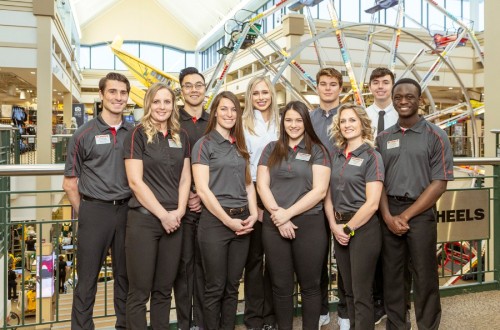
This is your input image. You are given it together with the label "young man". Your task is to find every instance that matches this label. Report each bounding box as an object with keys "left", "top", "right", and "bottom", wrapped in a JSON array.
[
  {"left": 309, "top": 67, "right": 349, "bottom": 329},
  {"left": 173, "top": 67, "right": 208, "bottom": 330},
  {"left": 366, "top": 67, "right": 399, "bottom": 136},
  {"left": 366, "top": 67, "right": 398, "bottom": 325},
  {"left": 63, "top": 72, "right": 132, "bottom": 330},
  {"left": 376, "top": 78, "right": 454, "bottom": 330}
]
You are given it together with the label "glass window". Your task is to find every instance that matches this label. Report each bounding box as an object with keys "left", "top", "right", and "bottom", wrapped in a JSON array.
[
  {"left": 403, "top": 0, "right": 423, "bottom": 29},
  {"left": 478, "top": 0, "right": 484, "bottom": 31},
  {"left": 139, "top": 43, "right": 163, "bottom": 70},
  {"left": 340, "top": 0, "right": 359, "bottom": 23},
  {"left": 444, "top": 0, "right": 463, "bottom": 31},
  {"left": 79, "top": 46, "right": 90, "bottom": 69},
  {"left": 115, "top": 43, "right": 139, "bottom": 71},
  {"left": 164, "top": 47, "right": 184, "bottom": 72},
  {"left": 186, "top": 52, "right": 195, "bottom": 68},
  {"left": 90, "top": 44, "right": 115, "bottom": 70},
  {"left": 427, "top": 0, "right": 446, "bottom": 30},
  {"left": 317, "top": 0, "right": 330, "bottom": 20}
]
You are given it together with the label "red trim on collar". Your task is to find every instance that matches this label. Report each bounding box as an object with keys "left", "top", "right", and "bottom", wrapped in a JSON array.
[{"left": 192, "top": 117, "right": 198, "bottom": 124}]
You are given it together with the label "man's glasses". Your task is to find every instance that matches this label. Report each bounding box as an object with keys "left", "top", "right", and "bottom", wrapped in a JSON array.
[{"left": 182, "top": 83, "right": 205, "bottom": 91}]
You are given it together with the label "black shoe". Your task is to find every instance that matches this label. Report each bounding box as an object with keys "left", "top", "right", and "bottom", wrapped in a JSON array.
[{"left": 374, "top": 301, "right": 387, "bottom": 325}]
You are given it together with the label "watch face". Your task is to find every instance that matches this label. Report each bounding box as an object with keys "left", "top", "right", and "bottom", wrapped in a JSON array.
[{"left": 343, "top": 225, "right": 351, "bottom": 235}]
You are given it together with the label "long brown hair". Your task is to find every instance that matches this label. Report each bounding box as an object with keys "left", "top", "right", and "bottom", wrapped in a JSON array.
[
  {"left": 141, "top": 82, "right": 181, "bottom": 145},
  {"left": 267, "top": 101, "right": 327, "bottom": 168},
  {"left": 205, "top": 91, "right": 251, "bottom": 184}
]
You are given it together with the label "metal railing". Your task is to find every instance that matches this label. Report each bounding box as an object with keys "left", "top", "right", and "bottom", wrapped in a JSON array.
[{"left": 1, "top": 159, "right": 500, "bottom": 329}]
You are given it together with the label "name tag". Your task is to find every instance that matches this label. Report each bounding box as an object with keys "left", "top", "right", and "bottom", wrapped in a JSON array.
[
  {"left": 95, "top": 135, "right": 111, "bottom": 145},
  {"left": 168, "top": 139, "right": 182, "bottom": 148},
  {"left": 296, "top": 152, "right": 311, "bottom": 161},
  {"left": 387, "top": 139, "right": 400, "bottom": 149},
  {"left": 348, "top": 157, "right": 364, "bottom": 166}
]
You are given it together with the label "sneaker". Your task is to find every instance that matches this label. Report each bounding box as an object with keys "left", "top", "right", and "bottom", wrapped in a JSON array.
[
  {"left": 374, "top": 302, "right": 387, "bottom": 325},
  {"left": 262, "top": 324, "right": 277, "bottom": 330},
  {"left": 338, "top": 317, "right": 350, "bottom": 330},
  {"left": 319, "top": 313, "right": 330, "bottom": 326}
]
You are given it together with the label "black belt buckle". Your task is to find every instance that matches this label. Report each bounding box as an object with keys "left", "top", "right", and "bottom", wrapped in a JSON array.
[
  {"left": 82, "top": 194, "right": 129, "bottom": 205},
  {"left": 225, "top": 206, "right": 247, "bottom": 216},
  {"left": 334, "top": 211, "right": 355, "bottom": 222}
]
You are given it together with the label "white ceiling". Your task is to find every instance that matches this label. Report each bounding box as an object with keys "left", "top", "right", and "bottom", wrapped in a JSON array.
[{"left": 70, "top": 0, "right": 245, "bottom": 40}]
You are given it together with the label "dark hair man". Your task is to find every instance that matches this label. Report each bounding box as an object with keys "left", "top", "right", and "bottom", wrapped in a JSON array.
[
  {"left": 310, "top": 67, "right": 348, "bottom": 329},
  {"left": 366, "top": 67, "right": 398, "bottom": 136},
  {"left": 173, "top": 67, "right": 208, "bottom": 330},
  {"left": 63, "top": 72, "right": 132, "bottom": 330},
  {"left": 376, "top": 78, "right": 454, "bottom": 330}
]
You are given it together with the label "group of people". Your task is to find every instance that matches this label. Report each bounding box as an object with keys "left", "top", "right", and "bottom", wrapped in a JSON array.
[{"left": 63, "top": 65, "right": 453, "bottom": 330}]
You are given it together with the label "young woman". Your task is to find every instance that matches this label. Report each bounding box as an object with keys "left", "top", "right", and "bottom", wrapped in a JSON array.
[
  {"left": 124, "top": 82, "right": 191, "bottom": 329},
  {"left": 257, "top": 101, "right": 331, "bottom": 330},
  {"left": 324, "top": 103, "right": 384, "bottom": 329},
  {"left": 192, "top": 91, "right": 258, "bottom": 330},
  {"left": 242, "top": 76, "right": 279, "bottom": 330}
]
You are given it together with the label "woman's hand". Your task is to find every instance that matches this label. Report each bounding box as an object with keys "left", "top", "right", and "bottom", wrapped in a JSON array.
[
  {"left": 270, "top": 207, "right": 292, "bottom": 227},
  {"left": 224, "top": 218, "right": 246, "bottom": 233},
  {"left": 278, "top": 221, "right": 298, "bottom": 239},
  {"left": 170, "top": 208, "right": 186, "bottom": 223},
  {"left": 159, "top": 212, "right": 181, "bottom": 234},
  {"left": 331, "top": 223, "right": 350, "bottom": 246},
  {"left": 237, "top": 214, "right": 258, "bottom": 235}
]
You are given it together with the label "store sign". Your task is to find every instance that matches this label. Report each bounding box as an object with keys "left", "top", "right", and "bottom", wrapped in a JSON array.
[{"left": 436, "top": 189, "right": 489, "bottom": 242}]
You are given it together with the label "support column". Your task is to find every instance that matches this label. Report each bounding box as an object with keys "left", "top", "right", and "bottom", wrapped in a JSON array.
[
  {"left": 483, "top": 0, "right": 500, "bottom": 284},
  {"left": 283, "top": 14, "right": 305, "bottom": 104},
  {"left": 63, "top": 92, "right": 72, "bottom": 128},
  {"left": 33, "top": 0, "right": 55, "bottom": 327}
]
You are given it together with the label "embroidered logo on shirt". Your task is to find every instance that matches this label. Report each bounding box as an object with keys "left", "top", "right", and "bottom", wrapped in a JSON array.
[
  {"left": 387, "top": 139, "right": 400, "bottom": 149},
  {"left": 295, "top": 152, "right": 311, "bottom": 161},
  {"left": 348, "top": 157, "right": 364, "bottom": 166},
  {"left": 168, "top": 139, "right": 182, "bottom": 148},
  {"left": 95, "top": 135, "right": 111, "bottom": 145}
]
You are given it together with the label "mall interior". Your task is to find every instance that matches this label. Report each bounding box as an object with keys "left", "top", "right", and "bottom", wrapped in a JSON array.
[{"left": 1, "top": 0, "right": 500, "bottom": 329}]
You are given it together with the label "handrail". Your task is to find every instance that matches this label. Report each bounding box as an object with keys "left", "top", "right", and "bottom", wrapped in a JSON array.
[{"left": 0, "top": 158, "right": 499, "bottom": 176}]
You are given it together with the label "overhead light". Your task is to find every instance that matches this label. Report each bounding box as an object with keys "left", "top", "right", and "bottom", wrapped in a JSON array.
[
  {"left": 30, "top": 71, "right": 36, "bottom": 74},
  {"left": 448, "top": 87, "right": 453, "bottom": 90},
  {"left": 20, "top": 91, "right": 26, "bottom": 100}
]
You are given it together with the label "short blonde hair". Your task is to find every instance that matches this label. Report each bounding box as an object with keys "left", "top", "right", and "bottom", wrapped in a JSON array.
[{"left": 329, "top": 103, "right": 374, "bottom": 149}]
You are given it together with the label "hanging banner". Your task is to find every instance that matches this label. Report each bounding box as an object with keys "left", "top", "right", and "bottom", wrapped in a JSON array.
[
  {"left": 436, "top": 189, "right": 489, "bottom": 242},
  {"left": 72, "top": 103, "right": 85, "bottom": 128}
]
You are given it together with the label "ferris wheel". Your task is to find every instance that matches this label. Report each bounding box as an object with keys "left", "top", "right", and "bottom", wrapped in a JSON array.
[{"left": 205, "top": 0, "right": 484, "bottom": 159}]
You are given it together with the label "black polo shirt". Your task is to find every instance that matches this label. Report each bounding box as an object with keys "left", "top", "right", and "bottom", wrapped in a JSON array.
[
  {"left": 376, "top": 117, "right": 454, "bottom": 200},
  {"left": 179, "top": 106, "right": 209, "bottom": 152},
  {"left": 192, "top": 130, "right": 248, "bottom": 208},
  {"left": 259, "top": 139, "right": 330, "bottom": 214},
  {"left": 64, "top": 115, "right": 132, "bottom": 200},
  {"left": 330, "top": 143, "right": 384, "bottom": 213},
  {"left": 123, "top": 125, "right": 190, "bottom": 209},
  {"left": 310, "top": 105, "right": 340, "bottom": 155}
]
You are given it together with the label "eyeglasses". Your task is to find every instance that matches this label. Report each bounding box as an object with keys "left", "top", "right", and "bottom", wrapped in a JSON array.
[{"left": 182, "top": 83, "right": 205, "bottom": 91}]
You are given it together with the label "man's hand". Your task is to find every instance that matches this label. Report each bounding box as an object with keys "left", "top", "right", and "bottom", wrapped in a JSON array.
[{"left": 188, "top": 191, "right": 202, "bottom": 213}]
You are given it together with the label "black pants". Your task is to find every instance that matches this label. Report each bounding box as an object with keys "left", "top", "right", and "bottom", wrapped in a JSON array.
[
  {"left": 174, "top": 209, "right": 205, "bottom": 329},
  {"left": 71, "top": 199, "right": 129, "bottom": 330},
  {"left": 263, "top": 212, "right": 327, "bottom": 330},
  {"left": 320, "top": 218, "right": 331, "bottom": 316},
  {"left": 8, "top": 282, "right": 17, "bottom": 299},
  {"left": 59, "top": 273, "right": 66, "bottom": 293},
  {"left": 126, "top": 209, "right": 183, "bottom": 329},
  {"left": 382, "top": 199, "right": 441, "bottom": 330},
  {"left": 334, "top": 215, "right": 381, "bottom": 329},
  {"left": 244, "top": 220, "right": 275, "bottom": 328},
  {"left": 198, "top": 208, "right": 251, "bottom": 330}
]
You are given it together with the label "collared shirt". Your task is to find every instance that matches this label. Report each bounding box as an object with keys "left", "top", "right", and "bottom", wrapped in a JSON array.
[
  {"left": 330, "top": 143, "right": 384, "bottom": 213},
  {"left": 244, "top": 110, "right": 279, "bottom": 182},
  {"left": 192, "top": 130, "right": 248, "bottom": 208},
  {"left": 376, "top": 117, "right": 454, "bottom": 200},
  {"left": 259, "top": 139, "right": 330, "bottom": 214},
  {"left": 310, "top": 105, "right": 340, "bottom": 155},
  {"left": 366, "top": 103, "right": 399, "bottom": 136},
  {"left": 123, "top": 126, "right": 190, "bottom": 209},
  {"left": 179, "top": 106, "right": 210, "bottom": 152},
  {"left": 64, "top": 115, "right": 133, "bottom": 200}
]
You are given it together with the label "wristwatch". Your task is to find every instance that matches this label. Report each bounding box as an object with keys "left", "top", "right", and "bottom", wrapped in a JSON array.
[{"left": 343, "top": 224, "right": 355, "bottom": 237}]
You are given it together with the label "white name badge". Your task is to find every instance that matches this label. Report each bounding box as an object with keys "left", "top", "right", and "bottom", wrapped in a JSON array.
[
  {"left": 296, "top": 152, "right": 311, "bottom": 161},
  {"left": 348, "top": 157, "right": 364, "bottom": 166},
  {"left": 95, "top": 135, "right": 111, "bottom": 145},
  {"left": 387, "top": 139, "right": 400, "bottom": 149},
  {"left": 168, "top": 139, "right": 182, "bottom": 148}
]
